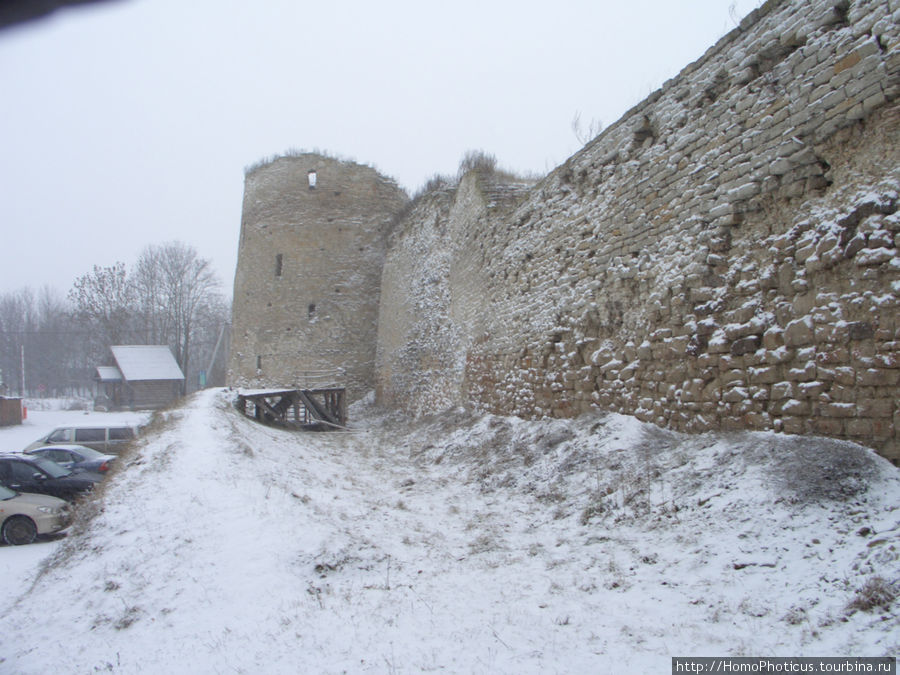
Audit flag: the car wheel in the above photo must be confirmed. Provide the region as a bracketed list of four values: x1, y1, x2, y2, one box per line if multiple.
[2, 515, 38, 545]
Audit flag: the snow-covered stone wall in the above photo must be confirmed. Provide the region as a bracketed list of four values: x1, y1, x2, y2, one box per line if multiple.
[376, 174, 536, 416]
[376, 186, 459, 415]
[377, 0, 900, 461]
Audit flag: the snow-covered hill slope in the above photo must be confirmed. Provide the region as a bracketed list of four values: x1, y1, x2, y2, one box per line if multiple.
[1, 389, 898, 673]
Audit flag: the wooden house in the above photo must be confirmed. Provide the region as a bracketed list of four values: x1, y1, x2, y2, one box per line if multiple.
[95, 345, 185, 410]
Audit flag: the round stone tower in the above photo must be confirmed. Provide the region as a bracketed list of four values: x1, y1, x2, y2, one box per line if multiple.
[228, 153, 409, 401]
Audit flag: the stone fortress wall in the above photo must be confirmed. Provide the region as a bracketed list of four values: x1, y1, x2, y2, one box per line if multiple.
[229, 154, 408, 401]
[375, 0, 900, 462]
[231, 0, 900, 462]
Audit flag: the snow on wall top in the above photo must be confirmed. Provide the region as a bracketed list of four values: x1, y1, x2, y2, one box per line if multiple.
[111, 345, 185, 382]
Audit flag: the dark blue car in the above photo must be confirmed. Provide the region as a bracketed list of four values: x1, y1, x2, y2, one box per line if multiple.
[0, 454, 102, 501]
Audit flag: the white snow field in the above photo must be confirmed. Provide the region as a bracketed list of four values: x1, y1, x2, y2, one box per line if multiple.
[0, 389, 897, 673]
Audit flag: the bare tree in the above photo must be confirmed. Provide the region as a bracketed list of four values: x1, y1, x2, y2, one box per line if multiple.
[0, 287, 84, 397]
[571, 111, 603, 146]
[68, 262, 134, 361]
[31, 287, 78, 396]
[0, 288, 34, 395]
[0, 242, 230, 399]
[61, 244, 227, 396]
[132, 246, 170, 345]
[134, 242, 221, 393]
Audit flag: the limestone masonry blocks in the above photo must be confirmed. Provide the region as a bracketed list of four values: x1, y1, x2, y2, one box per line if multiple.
[375, 0, 900, 462]
[232, 0, 900, 462]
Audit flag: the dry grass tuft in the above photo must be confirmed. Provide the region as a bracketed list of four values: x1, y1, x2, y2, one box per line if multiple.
[846, 576, 897, 613]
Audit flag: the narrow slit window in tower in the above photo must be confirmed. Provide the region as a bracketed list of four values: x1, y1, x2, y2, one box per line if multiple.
[308, 303, 316, 319]
[275, 253, 283, 277]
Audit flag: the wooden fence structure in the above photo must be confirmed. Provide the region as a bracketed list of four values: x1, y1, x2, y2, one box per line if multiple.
[235, 388, 347, 430]
[0, 397, 23, 427]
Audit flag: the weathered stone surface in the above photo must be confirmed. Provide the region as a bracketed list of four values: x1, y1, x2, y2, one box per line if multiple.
[771, 381, 795, 400]
[749, 366, 781, 384]
[848, 321, 875, 341]
[819, 402, 857, 418]
[858, 369, 900, 387]
[229, 154, 408, 401]
[731, 336, 762, 356]
[231, 0, 900, 464]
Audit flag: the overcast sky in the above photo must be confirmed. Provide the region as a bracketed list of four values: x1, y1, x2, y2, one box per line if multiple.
[0, 0, 760, 296]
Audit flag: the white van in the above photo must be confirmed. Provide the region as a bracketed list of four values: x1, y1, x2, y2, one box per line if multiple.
[23, 426, 137, 454]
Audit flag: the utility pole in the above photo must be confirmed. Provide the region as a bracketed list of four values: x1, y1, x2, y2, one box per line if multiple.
[19, 344, 25, 397]
[206, 322, 229, 387]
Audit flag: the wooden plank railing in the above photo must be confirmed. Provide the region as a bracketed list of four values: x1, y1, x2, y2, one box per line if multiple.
[235, 387, 347, 430]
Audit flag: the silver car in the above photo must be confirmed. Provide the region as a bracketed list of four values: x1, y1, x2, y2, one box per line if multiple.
[0, 484, 71, 545]
[25, 444, 117, 475]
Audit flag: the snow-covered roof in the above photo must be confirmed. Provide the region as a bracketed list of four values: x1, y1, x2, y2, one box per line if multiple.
[95, 366, 123, 382]
[110, 345, 185, 382]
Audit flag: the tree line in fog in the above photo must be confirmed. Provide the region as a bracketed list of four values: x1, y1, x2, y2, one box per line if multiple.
[0, 242, 230, 400]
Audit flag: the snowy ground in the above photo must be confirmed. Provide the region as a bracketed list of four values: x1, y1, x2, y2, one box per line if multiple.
[0, 389, 897, 673]
[0, 404, 152, 604]
[0, 403, 150, 452]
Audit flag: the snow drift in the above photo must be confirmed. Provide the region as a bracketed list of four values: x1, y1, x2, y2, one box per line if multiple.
[0, 389, 898, 673]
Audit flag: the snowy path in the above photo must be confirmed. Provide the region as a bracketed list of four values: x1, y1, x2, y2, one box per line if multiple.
[0, 389, 898, 673]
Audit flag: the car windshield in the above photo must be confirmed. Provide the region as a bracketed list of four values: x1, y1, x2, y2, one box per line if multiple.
[30, 456, 70, 478]
[70, 446, 106, 460]
[38, 445, 104, 460]
[0, 485, 16, 500]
